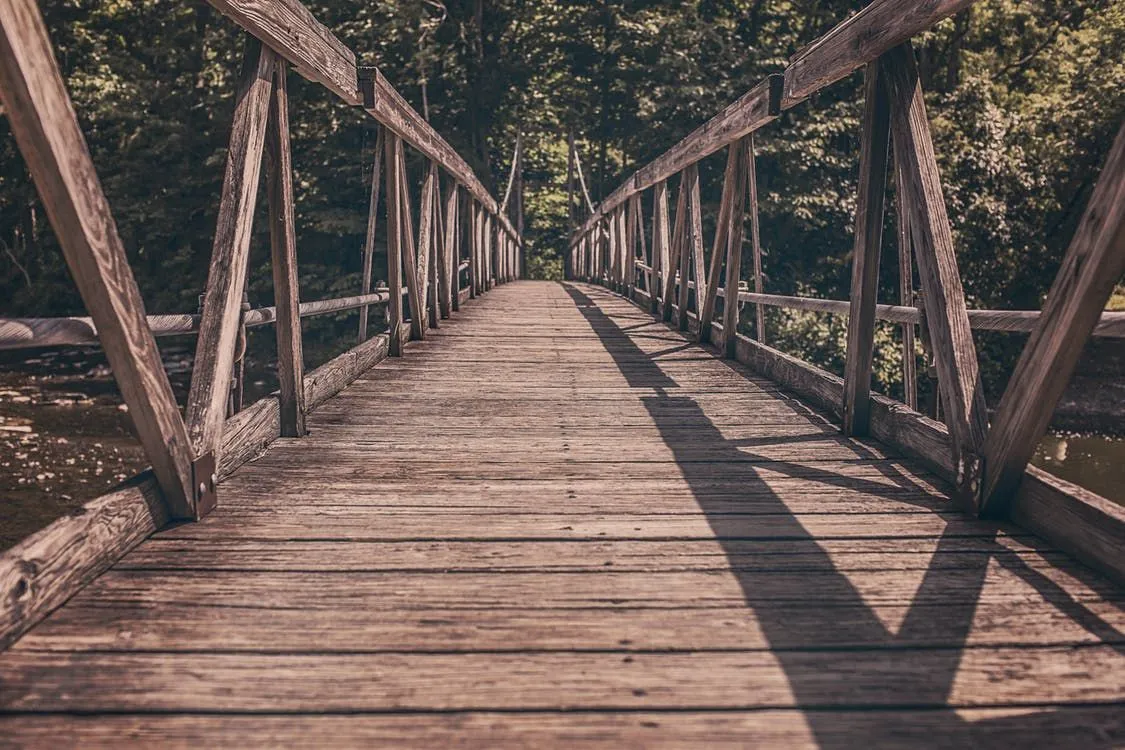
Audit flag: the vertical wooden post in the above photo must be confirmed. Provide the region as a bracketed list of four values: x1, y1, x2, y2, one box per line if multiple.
[897, 161, 918, 410]
[468, 202, 479, 298]
[678, 164, 703, 331]
[450, 190, 462, 311]
[625, 199, 637, 296]
[0, 0, 197, 517]
[438, 180, 456, 318]
[395, 140, 425, 339]
[749, 135, 766, 344]
[264, 61, 306, 438]
[357, 127, 383, 343]
[384, 132, 405, 356]
[416, 161, 437, 323]
[653, 180, 671, 315]
[722, 137, 750, 359]
[186, 39, 276, 461]
[618, 207, 629, 292]
[566, 134, 576, 279]
[699, 145, 741, 343]
[842, 62, 893, 437]
[882, 43, 988, 509]
[980, 122, 1125, 516]
[663, 174, 688, 322]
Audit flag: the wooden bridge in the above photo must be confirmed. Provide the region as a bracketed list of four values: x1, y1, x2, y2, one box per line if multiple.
[1, 0, 1124, 746]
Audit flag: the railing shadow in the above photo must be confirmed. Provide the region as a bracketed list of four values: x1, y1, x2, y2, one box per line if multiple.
[562, 282, 1124, 748]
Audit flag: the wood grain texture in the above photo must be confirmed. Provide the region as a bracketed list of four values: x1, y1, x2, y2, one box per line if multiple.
[652, 180, 671, 314]
[881, 43, 987, 507]
[842, 62, 892, 437]
[186, 39, 276, 458]
[415, 161, 437, 323]
[204, 0, 357, 104]
[748, 134, 766, 344]
[0, 0, 195, 517]
[383, 132, 405, 356]
[782, 0, 976, 109]
[394, 138, 426, 341]
[981, 122, 1125, 515]
[698, 144, 740, 343]
[264, 61, 306, 438]
[357, 127, 384, 342]
[722, 137, 750, 358]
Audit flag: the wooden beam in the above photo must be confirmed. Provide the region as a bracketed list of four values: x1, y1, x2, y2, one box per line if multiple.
[204, 0, 358, 105]
[438, 180, 456, 318]
[662, 175, 689, 323]
[748, 135, 766, 344]
[186, 39, 276, 460]
[897, 156, 918, 410]
[264, 61, 306, 438]
[980, 122, 1125, 516]
[0, 0, 196, 518]
[652, 181, 671, 315]
[416, 161, 437, 322]
[684, 165, 707, 332]
[383, 132, 405, 356]
[357, 127, 384, 343]
[698, 144, 741, 344]
[395, 138, 426, 339]
[722, 137, 750, 358]
[881, 43, 988, 509]
[782, 0, 976, 110]
[842, 62, 892, 437]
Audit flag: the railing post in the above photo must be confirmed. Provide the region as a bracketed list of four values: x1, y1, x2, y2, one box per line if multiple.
[897, 161, 918, 410]
[416, 161, 437, 327]
[663, 173, 688, 323]
[882, 43, 988, 510]
[721, 137, 750, 359]
[186, 38, 276, 468]
[0, 0, 197, 518]
[265, 60, 306, 437]
[384, 131, 405, 356]
[749, 135, 766, 344]
[979, 122, 1125, 517]
[357, 126, 383, 343]
[699, 144, 741, 344]
[842, 61, 893, 437]
[652, 181, 670, 316]
[438, 180, 456, 318]
[394, 139, 426, 339]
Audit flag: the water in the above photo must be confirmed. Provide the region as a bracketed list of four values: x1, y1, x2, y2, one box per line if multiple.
[1032, 433, 1125, 507]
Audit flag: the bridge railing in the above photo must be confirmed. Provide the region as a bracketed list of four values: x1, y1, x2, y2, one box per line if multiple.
[0, 0, 520, 648]
[569, 0, 1125, 586]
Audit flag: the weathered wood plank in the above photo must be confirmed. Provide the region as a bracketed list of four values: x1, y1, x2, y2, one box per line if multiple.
[980, 122, 1125, 515]
[842, 62, 892, 437]
[264, 61, 306, 438]
[698, 144, 740, 343]
[186, 39, 276, 458]
[881, 44, 987, 508]
[0, 0, 195, 517]
[721, 138, 750, 357]
[357, 127, 384, 342]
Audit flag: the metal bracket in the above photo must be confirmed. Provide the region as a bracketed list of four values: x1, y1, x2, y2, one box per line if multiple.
[954, 450, 984, 515]
[191, 451, 217, 519]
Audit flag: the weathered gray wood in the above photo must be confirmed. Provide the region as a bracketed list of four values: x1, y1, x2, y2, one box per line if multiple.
[383, 132, 405, 356]
[782, 0, 977, 109]
[0, 0, 196, 517]
[415, 161, 437, 323]
[842, 63, 892, 438]
[722, 138, 750, 359]
[897, 158, 918, 410]
[204, 0, 358, 104]
[748, 135, 766, 344]
[652, 180, 671, 314]
[678, 165, 705, 332]
[357, 127, 384, 343]
[437, 179, 455, 319]
[981, 123, 1125, 516]
[881, 43, 987, 509]
[395, 139, 426, 339]
[264, 61, 305, 438]
[186, 39, 277, 459]
[699, 144, 741, 343]
[662, 175, 689, 322]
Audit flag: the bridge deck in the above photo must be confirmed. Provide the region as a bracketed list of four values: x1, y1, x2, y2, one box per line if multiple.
[2, 281, 1123, 746]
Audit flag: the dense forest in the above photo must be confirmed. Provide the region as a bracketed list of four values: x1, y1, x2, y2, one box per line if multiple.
[1, 0, 1123, 400]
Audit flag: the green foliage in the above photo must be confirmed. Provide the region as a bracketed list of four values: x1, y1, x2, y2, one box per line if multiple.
[0, 0, 1121, 395]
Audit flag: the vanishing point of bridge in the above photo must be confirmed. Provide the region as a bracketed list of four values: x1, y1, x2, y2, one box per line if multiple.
[1, 0, 1124, 747]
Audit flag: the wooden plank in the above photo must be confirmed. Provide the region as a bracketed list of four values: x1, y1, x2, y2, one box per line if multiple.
[0, 0, 195, 517]
[722, 138, 749, 358]
[699, 144, 741, 343]
[652, 180, 671, 314]
[357, 127, 384, 342]
[782, 0, 977, 110]
[881, 44, 987, 508]
[395, 138, 426, 339]
[186, 39, 276, 457]
[383, 132, 405, 356]
[437, 179, 454, 319]
[748, 135, 766, 344]
[842, 62, 892, 437]
[264, 61, 306, 438]
[204, 0, 358, 104]
[980, 122, 1125, 515]
[662, 183, 687, 322]
[678, 165, 705, 331]
[897, 158, 918, 410]
[415, 161, 437, 323]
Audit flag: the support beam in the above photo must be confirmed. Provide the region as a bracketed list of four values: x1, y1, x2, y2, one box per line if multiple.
[0, 0, 196, 518]
[842, 62, 892, 437]
[897, 158, 918, 410]
[186, 38, 276, 463]
[395, 138, 425, 339]
[652, 180, 671, 315]
[383, 132, 405, 356]
[749, 136, 766, 344]
[357, 127, 384, 343]
[722, 137, 750, 358]
[264, 61, 306, 438]
[663, 174, 689, 323]
[438, 180, 456, 318]
[881, 43, 988, 509]
[699, 144, 741, 343]
[416, 161, 438, 322]
[981, 122, 1125, 516]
